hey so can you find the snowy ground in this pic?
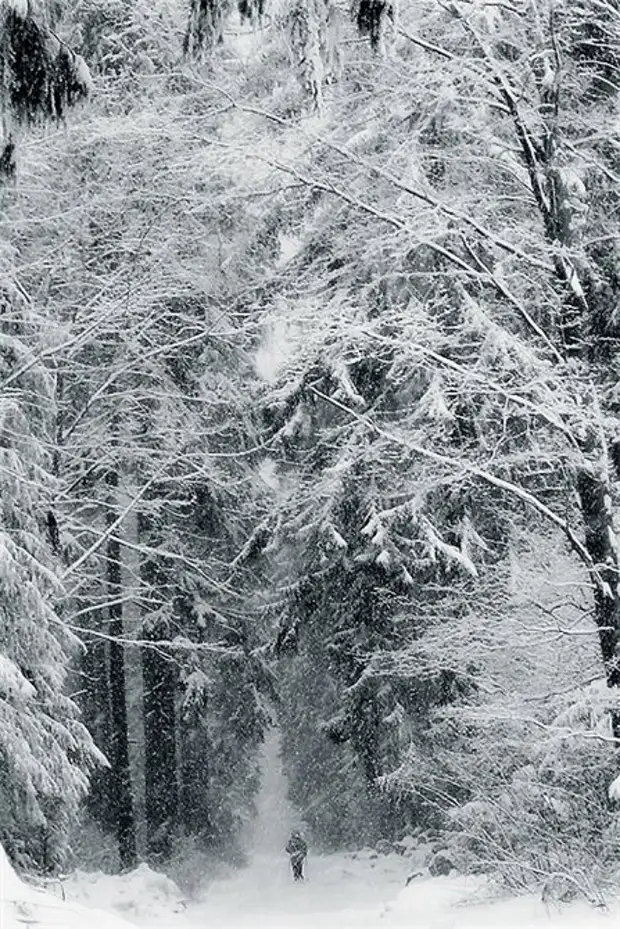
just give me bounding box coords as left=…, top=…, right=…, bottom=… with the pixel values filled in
left=192, top=846, right=421, bottom=927
left=7, top=846, right=618, bottom=929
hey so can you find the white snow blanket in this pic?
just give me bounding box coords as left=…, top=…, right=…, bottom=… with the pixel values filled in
left=4, top=840, right=620, bottom=929
left=59, top=863, right=188, bottom=924
left=0, top=846, right=134, bottom=929
left=57, top=848, right=620, bottom=929
left=385, top=875, right=613, bottom=929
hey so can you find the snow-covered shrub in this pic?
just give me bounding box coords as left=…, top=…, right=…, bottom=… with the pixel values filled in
left=390, top=680, right=619, bottom=901
left=380, top=532, right=619, bottom=900
left=448, top=710, right=616, bottom=900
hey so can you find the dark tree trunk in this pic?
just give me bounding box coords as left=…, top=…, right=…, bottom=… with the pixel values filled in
left=577, top=468, right=620, bottom=738
left=139, top=513, right=179, bottom=861
left=106, top=470, right=138, bottom=870
left=351, top=690, right=381, bottom=787
left=178, top=691, right=213, bottom=847
left=82, top=633, right=113, bottom=829
left=142, top=634, right=178, bottom=860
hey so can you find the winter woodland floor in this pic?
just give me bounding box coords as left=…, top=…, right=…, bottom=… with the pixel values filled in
left=3, top=845, right=620, bottom=929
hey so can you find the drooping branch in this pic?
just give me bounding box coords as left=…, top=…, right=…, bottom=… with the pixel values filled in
left=309, top=386, right=600, bottom=584
left=0, top=0, right=92, bottom=173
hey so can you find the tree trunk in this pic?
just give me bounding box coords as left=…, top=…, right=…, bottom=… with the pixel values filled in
left=577, top=467, right=620, bottom=738
left=142, top=632, right=178, bottom=860
left=82, top=633, right=113, bottom=829
left=179, top=692, right=213, bottom=847
left=106, top=470, right=138, bottom=870
left=139, top=512, right=179, bottom=861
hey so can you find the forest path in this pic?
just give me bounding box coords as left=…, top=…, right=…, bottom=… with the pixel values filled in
left=187, top=725, right=413, bottom=926
left=58, top=727, right=615, bottom=929
left=188, top=848, right=414, bottom=928
left=185, top=857, right=617, bottom=929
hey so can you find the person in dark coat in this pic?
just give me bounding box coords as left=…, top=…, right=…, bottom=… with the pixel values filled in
left=285, top=829, right=308, bottom=881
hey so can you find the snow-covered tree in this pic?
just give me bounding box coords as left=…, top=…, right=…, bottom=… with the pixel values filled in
left=0, top=0, right=91, bottom=176
left=0, top=0, right=99, bottom=870
left=0, top=268, right=103, bottom=870
left=213, top=0, right=620, bottom=879
left=2, top=11, right=280, bottom=865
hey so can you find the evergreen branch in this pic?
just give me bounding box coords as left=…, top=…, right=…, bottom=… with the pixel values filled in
left=0, top=287, right=138, bottom=392
left=208, top=139, right=492, bottom=278
left=203, top=133, right=565, bottom=363
left=61, top=319, right=230, bottom=442
left=309, top=386, right=600, bottom=585
left=367, top=330, right=578, bottom=445
left=199, top=80, right=556, bottom=275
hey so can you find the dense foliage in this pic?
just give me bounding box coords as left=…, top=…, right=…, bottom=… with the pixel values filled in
left=2, top=0, right=620, bottom=900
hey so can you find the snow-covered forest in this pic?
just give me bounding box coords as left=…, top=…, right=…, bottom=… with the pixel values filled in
left=2, top=0, right=620, bottom=924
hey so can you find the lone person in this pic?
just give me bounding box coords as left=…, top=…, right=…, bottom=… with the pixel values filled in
left=285, top=829, right=308, bottom=881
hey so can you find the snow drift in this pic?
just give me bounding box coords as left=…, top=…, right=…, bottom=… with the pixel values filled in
left=58, top=863, right=188, bottom=924
left=0, top=845, right=134, bottom=929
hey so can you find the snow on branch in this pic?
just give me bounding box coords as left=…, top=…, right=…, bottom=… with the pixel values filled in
left=609, top=773, right=620, bottom=802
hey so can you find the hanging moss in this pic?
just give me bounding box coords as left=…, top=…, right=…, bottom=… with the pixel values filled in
left=0, top=3, right=92, bottom=127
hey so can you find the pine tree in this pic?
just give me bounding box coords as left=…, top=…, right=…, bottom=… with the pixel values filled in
left=0, top=0, right=91, bottom=175
left=0, top=274, right=103, bottom=870
left=2, top=10, right=283, bottom=859
left=0, top=0, right=97, bottom=860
